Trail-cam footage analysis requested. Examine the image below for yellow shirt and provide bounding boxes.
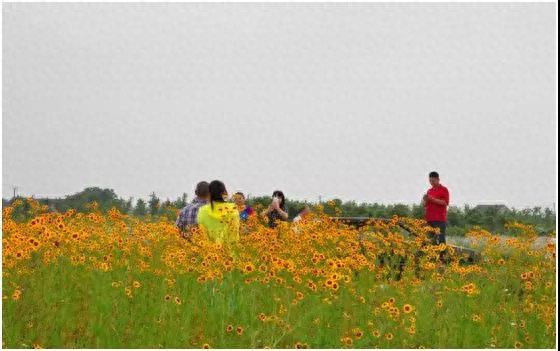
[197,202,240,244]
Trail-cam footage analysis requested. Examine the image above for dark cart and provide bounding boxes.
[331,217,480,264]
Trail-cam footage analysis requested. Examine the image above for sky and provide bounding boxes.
[2,3,557,208]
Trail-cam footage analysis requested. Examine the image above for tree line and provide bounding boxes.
[2,187,556,236]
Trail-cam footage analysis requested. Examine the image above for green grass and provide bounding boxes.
[3,253,556,349]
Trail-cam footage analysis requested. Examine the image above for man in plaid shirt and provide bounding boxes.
[176,181,210,238]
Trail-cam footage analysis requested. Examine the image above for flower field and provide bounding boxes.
[2,200,557,349]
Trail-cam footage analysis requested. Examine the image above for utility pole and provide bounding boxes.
[11,186,19,200]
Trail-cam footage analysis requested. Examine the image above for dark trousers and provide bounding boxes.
[427,221,447,245]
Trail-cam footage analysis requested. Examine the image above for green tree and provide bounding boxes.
[47,187,126,213]
[411,204,425,219]
[123,197,133,214]
[148,192,160,217]
[133,199,148,217]
[174,193,188,209]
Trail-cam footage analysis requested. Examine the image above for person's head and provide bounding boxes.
[298,206,311,217]
[194,181,210,201]
[272,190,286,209]
[208,180,228,209]
[429,171,440,187]
[233,192,246,206]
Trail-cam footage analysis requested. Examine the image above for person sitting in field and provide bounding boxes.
[292,205,312,235]
[197,180,240,244]
[293,206,311,223]
[261,190,289,228]
[175,181,209,239]
[233,192,255,221]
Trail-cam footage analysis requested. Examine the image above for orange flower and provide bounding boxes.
[358,296,366,304]
[472,314,481,322]
[243,263,255,274]
[403,304,414,314]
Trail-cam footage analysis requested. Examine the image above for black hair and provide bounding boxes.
[195,181,210,197]
[272,190,286,210]
[208,180,227,209]
[429,171,440,178]
[234,192,245,199]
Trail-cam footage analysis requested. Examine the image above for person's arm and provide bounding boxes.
[261,199,278,216]
[232,212,240,240]
[175,212,184,229]
[261,207,271,217]
[196,208,205,228]
[427,190,449,206]
[276,207,289,220]
[428,197,447,206]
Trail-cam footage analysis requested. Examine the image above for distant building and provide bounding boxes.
[474,204,510,214]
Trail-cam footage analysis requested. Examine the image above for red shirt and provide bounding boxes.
[425,184,450,222]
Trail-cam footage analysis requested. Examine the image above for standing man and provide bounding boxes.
[176,181,210,239]
[422,171,450,245]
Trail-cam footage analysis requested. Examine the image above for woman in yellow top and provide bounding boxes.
[197,180,240,244]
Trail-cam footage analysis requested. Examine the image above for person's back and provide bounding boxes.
[198,202,240,243]
[176,198,207,230]
[197,180,240,244]
[175,181,210,236]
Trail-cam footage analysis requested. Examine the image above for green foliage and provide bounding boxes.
[148,192,160,217]
[173,193,188,209]
[133,199,148,217]
[2,188,556,235]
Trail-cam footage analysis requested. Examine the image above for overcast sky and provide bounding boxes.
[2,3,557,208]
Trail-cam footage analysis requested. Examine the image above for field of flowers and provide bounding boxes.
[2,199,557,349]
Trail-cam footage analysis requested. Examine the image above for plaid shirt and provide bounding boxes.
[176,198,208,231]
